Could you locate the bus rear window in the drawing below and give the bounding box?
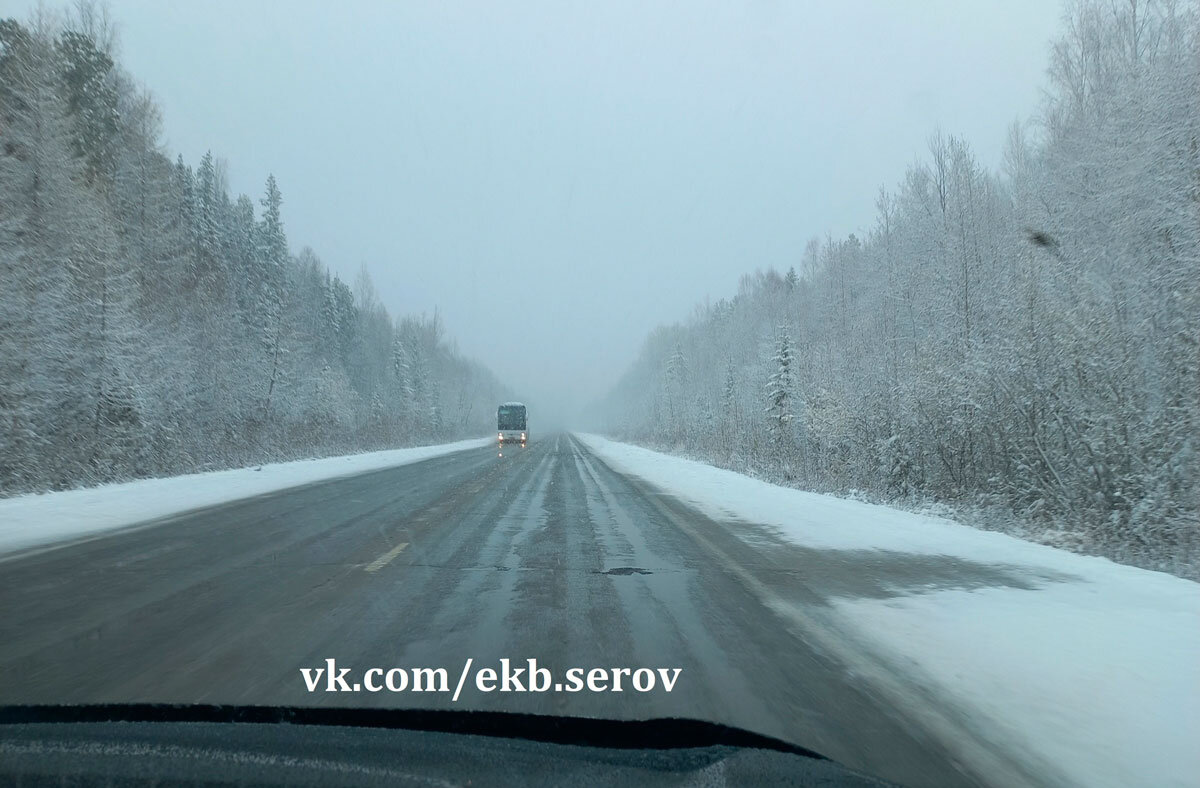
[498,407,526,430]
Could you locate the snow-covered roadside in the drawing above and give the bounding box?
[832,581,1200,788]
[577,433,1200,788]
[0,438,490,557]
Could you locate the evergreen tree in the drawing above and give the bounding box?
[255,174,288,421]
[1,11,508,495]
[55,28,119,186]
[765,327,795,460]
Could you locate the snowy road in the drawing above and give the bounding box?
[1,434,983,787]
[2,435,1194,787]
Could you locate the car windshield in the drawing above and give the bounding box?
[1,2,1197,787]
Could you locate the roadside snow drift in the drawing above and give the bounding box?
[578,434,1200,788]
[0,438,490,557]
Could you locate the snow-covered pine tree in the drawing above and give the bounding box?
[194,152,223,279]
[764,327,796,471]
[716,358,742,461]
[55,28,119,188]
[255,174,289,423]
[0,8,507,495]
[664,342,688,444]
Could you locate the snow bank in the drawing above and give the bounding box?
[0,438,490,557]
[577,433,1200,788]
[834,582,1200,788]
[575,435,1168,579]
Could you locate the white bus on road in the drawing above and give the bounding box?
[497,402,527,447]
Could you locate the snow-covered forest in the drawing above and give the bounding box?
[597,0,1199,578]
[0,7,507,496]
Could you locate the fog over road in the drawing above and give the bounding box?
[2,435,995,787]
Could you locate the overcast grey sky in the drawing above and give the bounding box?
[14,0,1064,426]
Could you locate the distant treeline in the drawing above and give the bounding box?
[597,0,1199,578]
[0,6,507,496]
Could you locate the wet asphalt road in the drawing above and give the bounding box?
[0,434,997,787]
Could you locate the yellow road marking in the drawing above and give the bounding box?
[365,542,409,573]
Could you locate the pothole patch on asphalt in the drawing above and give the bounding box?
[597,566,652,576]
